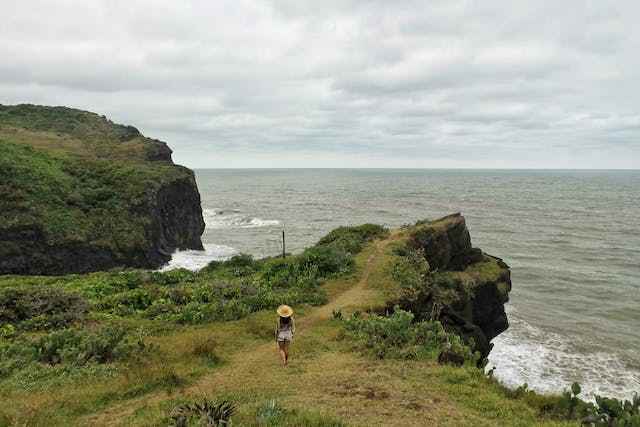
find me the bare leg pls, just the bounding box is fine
[282,341,290,366]
[278,341,287,366]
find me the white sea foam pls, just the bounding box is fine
[202,208,280,229]
[159,243,237,271]
[489,310,640,401]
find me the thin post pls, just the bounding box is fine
[282,230,286,258]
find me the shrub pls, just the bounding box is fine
[98,288,153,313]
[174,302,220,324]
[143,300,179,319]
[0,287,88,330]
[392,247,430,291]
[317,224,387,254]
[0,324,16,339]
[343,307,476,362]
[260,257,306,288]
[35,325,137,365]
[220,300,251,321]
[0,338,38,377]
[201,254,257,277]
[298,246,353,278]
[151,268,197,286]
[170,398,236,427]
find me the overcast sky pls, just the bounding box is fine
[2,1,639,168]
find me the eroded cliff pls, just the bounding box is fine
[0,104,205,274]
[395,213,511,360]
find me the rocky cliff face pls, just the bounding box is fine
[0,104,205,275]
[398,213,511,360]
[146,169,205,260]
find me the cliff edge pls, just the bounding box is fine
[0,104,205,274]
[395,213,511,360]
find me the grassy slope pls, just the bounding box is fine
[0,230,575,426]
[0,105,191,260]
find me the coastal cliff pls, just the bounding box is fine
[0,104,205,275]
[395,213,511,360]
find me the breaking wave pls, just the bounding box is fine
[489,308,640,401]
[159,243,237,271]
[202,208,280,229]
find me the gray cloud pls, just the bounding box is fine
[1,0,639,168]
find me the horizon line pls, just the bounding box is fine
[189,167,639,171]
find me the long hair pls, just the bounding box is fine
[279,315,291,326]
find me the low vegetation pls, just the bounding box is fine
[0,220,636,426]
[0,104,203,275]
[341,307,476,364]
[0,224,387,398]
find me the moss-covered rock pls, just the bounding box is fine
[0,104,205,274]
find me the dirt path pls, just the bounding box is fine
[83,237,393,426]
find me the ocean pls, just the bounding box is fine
[163,169,640,400]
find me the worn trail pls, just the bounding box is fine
[83,237,393,426]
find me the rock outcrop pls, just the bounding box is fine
[398,213,511,361]
[0,104,205,275]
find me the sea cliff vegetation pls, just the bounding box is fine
[0,104,205,275]
[0,218,636,426]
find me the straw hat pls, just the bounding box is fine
[277,305,293,318]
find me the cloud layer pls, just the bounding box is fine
[2,0,639,168]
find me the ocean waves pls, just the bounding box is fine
[160,243,237,271]
[202,208,280,229]
[489,309,640,401]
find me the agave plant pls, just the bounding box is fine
[256,399,286,425]
[170,398,236,426]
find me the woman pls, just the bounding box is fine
[275,305,295,367]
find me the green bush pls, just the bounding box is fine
[0,287,88,330]
[260,257,316,288]
[298,246,353,277]
[0,325,140,381]
[35,325,137,365]
[201,254,258,277]
[0,338,38,377]
[0,223,384,330]
[343,307,476,362]
[317,224,388,253]
[98,288,153,314]
[151,269,197,286]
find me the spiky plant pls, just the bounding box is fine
[256,399,286,425]
[170,398,236,426]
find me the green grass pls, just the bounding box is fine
[0,104,200,275]
[0,140,185,255]
[0,219,621,426]
[0,225,387,402]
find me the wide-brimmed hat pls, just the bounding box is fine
[277,305,293,318]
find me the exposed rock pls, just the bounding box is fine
[408,213,484,271]
[398,213,511,361]
[144,138,174,162]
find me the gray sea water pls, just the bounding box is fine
[163,169,640,400]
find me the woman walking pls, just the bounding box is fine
[275,305,295,367]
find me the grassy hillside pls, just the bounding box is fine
[1,220,622,426]
[0,104,168,161]
[0,104,204,274]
